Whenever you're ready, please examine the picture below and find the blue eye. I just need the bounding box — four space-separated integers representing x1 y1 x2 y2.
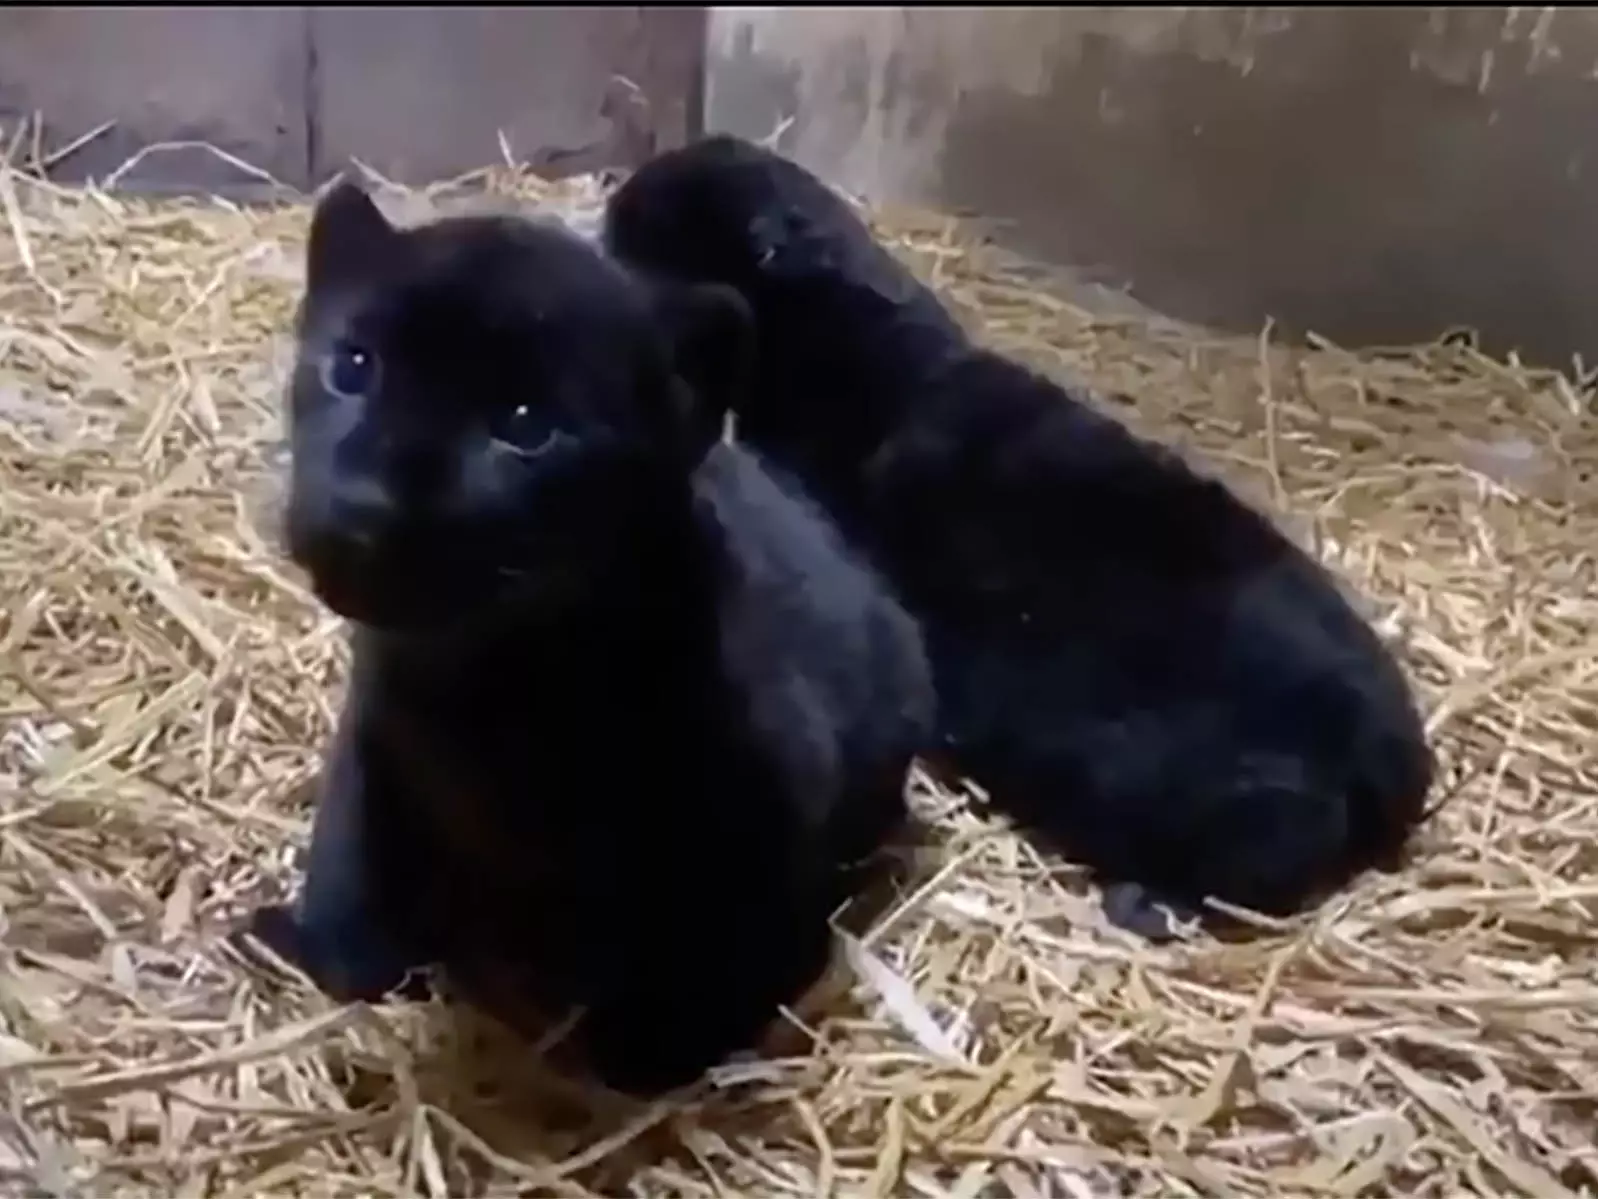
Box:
319 340 379 400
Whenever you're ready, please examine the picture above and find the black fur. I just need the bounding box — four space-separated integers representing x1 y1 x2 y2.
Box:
243 182 933 1096
602 135 1435 937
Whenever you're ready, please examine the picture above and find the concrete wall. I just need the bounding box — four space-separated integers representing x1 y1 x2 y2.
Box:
706 7 1598 368
9 7 1597 366
0 7 706 195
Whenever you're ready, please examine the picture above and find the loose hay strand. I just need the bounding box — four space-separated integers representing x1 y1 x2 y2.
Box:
0 149 1593 1199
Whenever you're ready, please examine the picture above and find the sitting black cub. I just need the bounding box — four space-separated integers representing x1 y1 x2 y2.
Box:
243 182 933 1097
602 135 1435 938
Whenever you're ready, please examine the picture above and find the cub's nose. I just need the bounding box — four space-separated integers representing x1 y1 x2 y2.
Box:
323 473 396 552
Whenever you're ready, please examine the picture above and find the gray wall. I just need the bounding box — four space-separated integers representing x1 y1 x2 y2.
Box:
0 7 706 194
10 6 1598 366
706 7 1598 368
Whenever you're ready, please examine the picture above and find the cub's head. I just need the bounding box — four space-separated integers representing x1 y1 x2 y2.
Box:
284 182 751 632
602 135 869 298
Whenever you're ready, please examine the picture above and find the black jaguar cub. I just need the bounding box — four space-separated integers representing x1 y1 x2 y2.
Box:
243 181 933 1097
603 135 1435 938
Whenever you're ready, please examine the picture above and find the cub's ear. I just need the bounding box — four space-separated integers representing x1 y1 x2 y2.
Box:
306 179 397 296
650 280 754 462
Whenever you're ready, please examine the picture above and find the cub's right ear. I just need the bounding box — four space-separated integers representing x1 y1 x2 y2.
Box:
650 280 755 463
306 180 397 295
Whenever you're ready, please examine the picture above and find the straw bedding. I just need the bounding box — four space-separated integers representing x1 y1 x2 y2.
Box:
0 157 1594 1198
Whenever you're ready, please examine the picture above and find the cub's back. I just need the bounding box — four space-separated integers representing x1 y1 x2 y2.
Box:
693 442 932 805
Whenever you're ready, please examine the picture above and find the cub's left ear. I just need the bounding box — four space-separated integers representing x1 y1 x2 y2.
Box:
306 178 398 296
650 280 755 461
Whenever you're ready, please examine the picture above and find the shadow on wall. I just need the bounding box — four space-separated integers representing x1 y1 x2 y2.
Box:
937 9 1598 368
707 17 802 149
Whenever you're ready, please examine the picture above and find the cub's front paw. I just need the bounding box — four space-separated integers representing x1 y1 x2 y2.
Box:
233 903 432 1003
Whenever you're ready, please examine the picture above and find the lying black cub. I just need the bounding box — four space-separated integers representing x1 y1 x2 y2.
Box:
243 182 933 1097
602 135 1435 938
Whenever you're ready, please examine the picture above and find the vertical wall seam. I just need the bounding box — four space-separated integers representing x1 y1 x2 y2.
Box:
301 5 321 190
686 6 709 141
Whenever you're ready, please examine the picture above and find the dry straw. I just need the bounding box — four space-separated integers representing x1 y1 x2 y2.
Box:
0 138 1593 1198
